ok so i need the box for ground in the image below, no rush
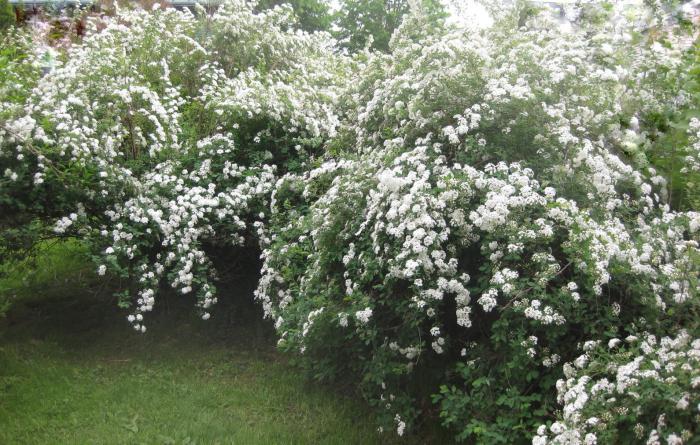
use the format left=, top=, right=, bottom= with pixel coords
left=0, top=242, right=443, bottom=444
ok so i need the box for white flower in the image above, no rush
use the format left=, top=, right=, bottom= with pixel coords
left=355, top=307, right=373, bottom=324
left=395, top=414, right=406, bottom=436
left=584, top=433, right=597, bottom=445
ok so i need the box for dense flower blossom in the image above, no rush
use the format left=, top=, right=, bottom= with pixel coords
left=534, top=331, right=700, bottom=445
left=0, top=1, right=349, bottom=326
left=255, top=2, right=700, bottom=442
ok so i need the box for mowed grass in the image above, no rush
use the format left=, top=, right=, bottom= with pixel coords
left=0, top=242, right=436, bottom=444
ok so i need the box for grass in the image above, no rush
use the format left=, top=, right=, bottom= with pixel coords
left=0, top=241, right=444, bottom=444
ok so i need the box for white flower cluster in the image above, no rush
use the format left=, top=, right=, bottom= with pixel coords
left=534, top=331, right=700, bottom=445
left=682, top=118, right=700, bottom=174
left=355, top=307, right=373, bottom=325
left=1, top=1, right=347, bottom=328
left=255, top=3, right=700, bottom=439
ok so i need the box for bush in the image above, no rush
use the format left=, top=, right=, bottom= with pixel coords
left=255, top=3, right=700, bottom=443
left=0, top=29, right=42, bottom=263
left=0, top=1, right=350, bottom=328
left=533, top=331, right=700, bottom=445
left=2, top=1, right=699, bottom=443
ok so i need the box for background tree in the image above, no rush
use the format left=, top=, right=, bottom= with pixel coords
left=0, top=0, right=15, bottom=32
left=332, top=0, right=444, bottom=52
left=255, top=0, right=332, bottom=33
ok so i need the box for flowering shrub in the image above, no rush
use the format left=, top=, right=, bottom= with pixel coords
left=533, top=331, right=700, bottom=445
left=2, top=1, right=700, bottom=443
left=686, top=118, right=700, bottom=176
left=255, top=3, right=700, bottom=443
left=0, top=31, right=38, bottom=111
left=0, top=1, right=349, bottom=327
left=0, top=29, right=43, bottom=260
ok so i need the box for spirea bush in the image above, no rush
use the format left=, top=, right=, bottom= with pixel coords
left=2, top=1, right=699, bottom=443
left=0, top=0, right=350, bottom=328
left=0, top=29, right=43, bottom=260
left=255, top=3, right=700, bottom=443
left=533, top=331, right=700, bottom=445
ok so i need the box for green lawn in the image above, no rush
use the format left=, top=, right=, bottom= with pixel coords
left=0, top=243, right=441, bottom=444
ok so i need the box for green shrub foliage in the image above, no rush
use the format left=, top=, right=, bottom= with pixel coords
left=255, top=3, right=700, bottom=443
left=0, top=1, right=350, bottom=322
left=0, top=0, right=14, bottom=32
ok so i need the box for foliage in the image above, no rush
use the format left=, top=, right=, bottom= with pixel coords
left=332, top=0, right=445, bottom=52
left=0, top=245, right=405, bottom=444
left=255, top=2, right=700, bottom=443
left=0, top=30, right=43, bottom=264
left=655, top=34, right=700, bottom=211
left=0, top=0, right=350, bottom=330
left=0, top=0, right=14, bottom=32
left=533, top=332, right=700, bottom=445
left=256, top=0, right=332, bottom=33
left=0, top=240, right=91, bottom=318
left=0, top=30, right=39, bottom=136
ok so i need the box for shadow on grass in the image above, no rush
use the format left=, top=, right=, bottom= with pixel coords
left=0, top=241, right=455, bottom=444
left=4, top=266, right=268, bottom=345
left=1, top=239, right=276, bottom=355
